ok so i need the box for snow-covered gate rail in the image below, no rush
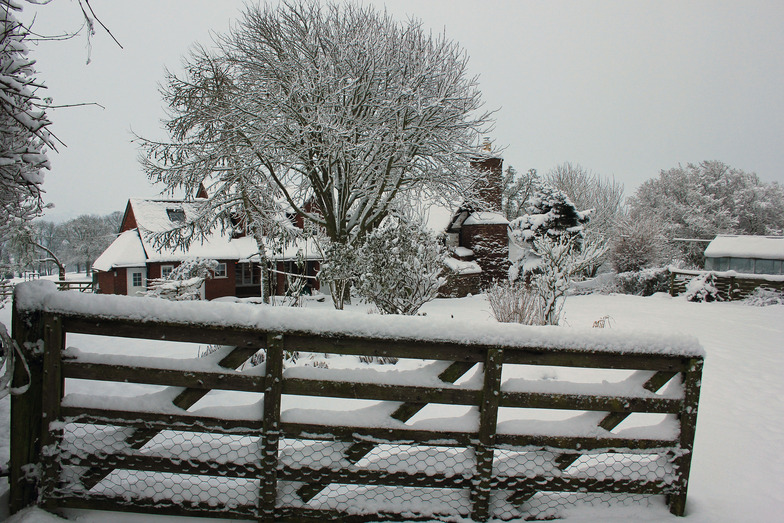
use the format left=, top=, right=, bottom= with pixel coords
left=10, top=281, right=704, bottom=521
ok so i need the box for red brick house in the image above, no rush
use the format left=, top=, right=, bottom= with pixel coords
left=93, top=198, right=320, bottom=299
left=94, top=145, right=509, bottom=300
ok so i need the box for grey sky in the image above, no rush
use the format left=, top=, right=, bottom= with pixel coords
left=22, top=0, right=784, bottom=222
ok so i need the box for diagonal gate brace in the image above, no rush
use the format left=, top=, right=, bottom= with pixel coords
left=296, top=360, right=478, bottom=502
left=77, top=345, right=262, bottom=491
left=506, top=370, right=678, bottom=506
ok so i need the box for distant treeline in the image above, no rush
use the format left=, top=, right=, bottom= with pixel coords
left=0, top=212, right=123, bottom=278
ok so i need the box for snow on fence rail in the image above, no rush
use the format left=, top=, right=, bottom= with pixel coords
left=10, top=281, right=704, bottom=521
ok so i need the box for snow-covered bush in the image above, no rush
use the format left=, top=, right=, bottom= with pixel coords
left=145, top=258, right=218, bottom=301
left=356, top=218, right=445, bottom=315
left=317, top=241, right=359, bottom=310
left=528, top=235, right=606, bottom=325
left=508, top=181, right=589, bottom=247
left=507, top=181, right=606, bottom=325
left=614, top=267, right=671, bottom=296
left=508, top=181, right=591, bottom=284
left=546, top=162, right=625, bottom=276
left=743, top=287, right=784, bottom=307
left=486, top=280, right=544, bottom=325
left=685, top=272, right=721, bottom=302
left=611, top=215, right=668, bottom=273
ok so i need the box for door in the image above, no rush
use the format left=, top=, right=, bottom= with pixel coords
left=126, top=268, right=147, bottom=296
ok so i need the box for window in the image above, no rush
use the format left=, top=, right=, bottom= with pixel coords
left=729, top=257, right=753, bottom=273
left=214, top=262, right=227, bottom=278
left=235, top=263, right=258, bottom=286
left=161, top=265, right=175, bottom=279
left=166, top=208, right=186, bottom=222
left=706, top=257, right=729, bottom=271
left=132, top=272, right=143, bottom=287
left=754, top=259, right=776, bottom=275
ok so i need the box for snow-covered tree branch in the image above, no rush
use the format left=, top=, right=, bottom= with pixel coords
left=0, top=1, right=54, bottom=234
left=139, top=0, right=492, bottom=308
left=628, top=161, right=784, bottom=267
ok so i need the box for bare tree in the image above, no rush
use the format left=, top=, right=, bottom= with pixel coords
left=502, top=166, right=538, bottom=220
left=545, top=162, right=624, bottom=276
left=140, top=0, right=492, bottom=306
left=60, top=213, right=118, bottom=274
left=2, top=220, right=65, bottom=279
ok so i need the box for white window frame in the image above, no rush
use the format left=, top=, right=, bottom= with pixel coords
left=213, top=262, right=227, bottom=278
left=161, top=265, right=175, bottom=279
left=132, top=272, right=143, bottom=288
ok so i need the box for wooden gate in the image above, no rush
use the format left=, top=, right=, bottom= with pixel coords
left=10, top=282, right=703, bottom=521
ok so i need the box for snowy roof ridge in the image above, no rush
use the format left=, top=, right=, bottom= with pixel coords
left=16, top=281, right=704, bottom=358
left=129, top=198, right=209, bottom=234
left=704, top=234, right=784, bottom=260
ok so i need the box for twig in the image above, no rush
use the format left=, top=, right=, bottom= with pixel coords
left=81, top=0, right=123, bottom=49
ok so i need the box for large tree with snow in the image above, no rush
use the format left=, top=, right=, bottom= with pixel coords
left=140, top=0, right=491, bottom=305
left=628, top=161, right=784, bottom=266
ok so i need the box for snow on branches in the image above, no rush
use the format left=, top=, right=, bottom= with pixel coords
left=140, top=0, right=492, bottom=268
left=1, top=1, right=54, bottom=232
left=145, top=258, right=218, bottom=301
left=356, top=218, right=445, bottom=315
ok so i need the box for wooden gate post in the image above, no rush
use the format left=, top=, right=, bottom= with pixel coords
left=39, top=314, right=65, bottom=508
left=470, top=348, right=503, bottom=521
left=9, top=299, right=46, bottom=514
left=259, top=333, right=284, bottom=521
left=668, top=357, right=703, bottom=516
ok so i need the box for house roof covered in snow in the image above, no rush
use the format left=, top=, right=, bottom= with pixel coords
left=127, top=198, right=210, bottom=234
left=93, top=230, right=148, bottom=272
left=95, top=198, right=322, bottom=271
left=94, top=228, right=321, bottom=271
left=704, top=235, right=784, bottom=260
left=462, top=211, right=509, bottom=226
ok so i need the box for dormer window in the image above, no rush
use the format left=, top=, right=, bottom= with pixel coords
left=167, top=208, right=186, bottom=222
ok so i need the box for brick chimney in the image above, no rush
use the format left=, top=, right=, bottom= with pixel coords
left=470, top=138, right=503, bottom=212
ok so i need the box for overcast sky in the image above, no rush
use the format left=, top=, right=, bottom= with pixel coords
left=21, top=0, right=784, bottom=222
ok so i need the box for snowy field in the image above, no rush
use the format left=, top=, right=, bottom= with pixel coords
left=0, top=288, right=782, bottom=522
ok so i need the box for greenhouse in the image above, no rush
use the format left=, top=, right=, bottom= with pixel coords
left=703, top=235, right=784, bottom=275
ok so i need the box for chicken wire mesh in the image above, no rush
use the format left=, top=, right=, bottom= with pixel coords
left=52, top=421, right=261, bottom=512
left=46, top=419, right=679, bottom=521
left=277, top=439, right=475, bottom=517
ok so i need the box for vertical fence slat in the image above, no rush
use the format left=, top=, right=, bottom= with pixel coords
left=38, top=314, right=65, bottom=507
left=470, top=348, right=503, bottom=522
left=668, top=357, right=703, bottom=516
left=259, top=333, right=284, bottom=521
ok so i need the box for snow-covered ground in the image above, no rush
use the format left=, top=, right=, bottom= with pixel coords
left=1, top=289, right=782, bottom=522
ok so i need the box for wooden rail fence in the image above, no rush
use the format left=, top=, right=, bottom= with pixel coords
left=11, top=284, right=704, bottom=521
left=669, top=267, right=784, bottom=300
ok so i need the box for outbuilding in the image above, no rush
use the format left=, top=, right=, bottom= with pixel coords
left=703, top=235, right=784, bottom=275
